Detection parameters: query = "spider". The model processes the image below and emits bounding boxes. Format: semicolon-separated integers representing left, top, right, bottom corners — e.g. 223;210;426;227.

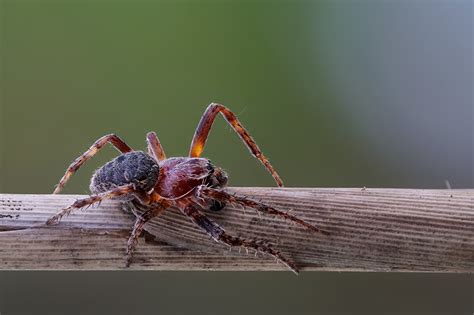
46;103;328;273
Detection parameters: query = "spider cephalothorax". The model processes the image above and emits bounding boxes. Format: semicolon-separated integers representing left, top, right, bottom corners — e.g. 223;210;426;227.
47;103;328;273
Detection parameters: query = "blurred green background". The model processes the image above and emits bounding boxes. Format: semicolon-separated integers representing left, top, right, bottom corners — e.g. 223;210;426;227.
0;1;472;314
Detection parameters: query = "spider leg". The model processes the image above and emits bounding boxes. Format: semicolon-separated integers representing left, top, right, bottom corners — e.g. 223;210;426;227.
53;134;133;194
46;184;135;225
180;203;298;274
146;131;166;161
188;103;284;187
197;186;330;236
125;202;168;267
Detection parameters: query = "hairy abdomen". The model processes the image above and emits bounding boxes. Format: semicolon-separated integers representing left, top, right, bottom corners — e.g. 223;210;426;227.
90;151;160;195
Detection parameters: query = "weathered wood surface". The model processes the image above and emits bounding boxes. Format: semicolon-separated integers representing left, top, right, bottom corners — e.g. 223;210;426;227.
0;188;473;272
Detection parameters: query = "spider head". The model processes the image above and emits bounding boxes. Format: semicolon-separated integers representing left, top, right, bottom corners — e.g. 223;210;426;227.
205;165;228;189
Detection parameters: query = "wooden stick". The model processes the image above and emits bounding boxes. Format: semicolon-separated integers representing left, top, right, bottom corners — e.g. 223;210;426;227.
0;188;473;272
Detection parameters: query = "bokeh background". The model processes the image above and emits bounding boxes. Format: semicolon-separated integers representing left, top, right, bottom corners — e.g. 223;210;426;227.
0;1;472;314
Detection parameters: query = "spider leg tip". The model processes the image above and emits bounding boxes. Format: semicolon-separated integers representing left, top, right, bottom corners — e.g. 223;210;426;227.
312;227;330;236
45;219;55;226
124;255;132;268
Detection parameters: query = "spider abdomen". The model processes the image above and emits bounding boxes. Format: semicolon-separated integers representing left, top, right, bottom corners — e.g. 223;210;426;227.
90;151;160;195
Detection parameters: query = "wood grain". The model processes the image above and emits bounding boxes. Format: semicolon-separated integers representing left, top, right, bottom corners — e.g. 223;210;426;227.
0;188;473;272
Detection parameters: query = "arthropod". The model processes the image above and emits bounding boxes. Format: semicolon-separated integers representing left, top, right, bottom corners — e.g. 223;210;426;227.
47;103;328;273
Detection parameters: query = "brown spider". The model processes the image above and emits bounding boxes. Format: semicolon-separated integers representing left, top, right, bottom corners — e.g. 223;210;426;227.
46;103;328;273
